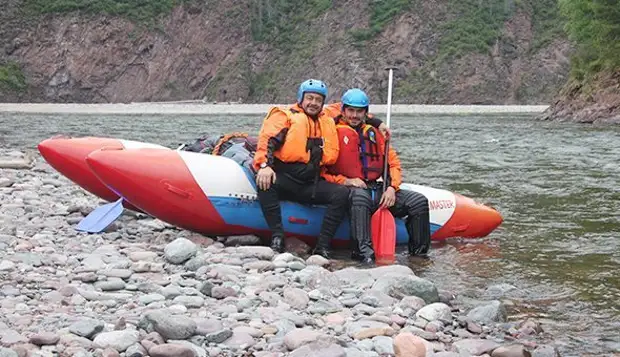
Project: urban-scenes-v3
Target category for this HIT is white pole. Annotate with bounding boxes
[385,67,395,129]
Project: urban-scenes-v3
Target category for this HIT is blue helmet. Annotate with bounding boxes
[297,79,328,103]
[341,88,369,109]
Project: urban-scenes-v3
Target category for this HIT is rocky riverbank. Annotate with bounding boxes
[0,149,561,357]
[540,70,620,125]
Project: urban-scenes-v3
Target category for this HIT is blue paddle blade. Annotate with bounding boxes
[76,198,124,233]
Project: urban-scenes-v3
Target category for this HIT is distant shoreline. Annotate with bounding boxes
[0,102,549,115]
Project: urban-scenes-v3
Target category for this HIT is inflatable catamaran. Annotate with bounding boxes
[38,136,503,247]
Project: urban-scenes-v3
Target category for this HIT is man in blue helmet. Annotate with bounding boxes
[252,79,349,258]
[323,88,431,263]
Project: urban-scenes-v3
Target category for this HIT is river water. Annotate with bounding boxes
[1,111,619,355]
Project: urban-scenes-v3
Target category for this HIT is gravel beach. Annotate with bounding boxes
[0,149,561,357]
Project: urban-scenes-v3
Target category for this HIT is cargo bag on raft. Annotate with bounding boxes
[179,132,258,177]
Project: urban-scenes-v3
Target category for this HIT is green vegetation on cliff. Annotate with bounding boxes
[0,62,26,93]
[528,0,564,52]
[23,0,187,24]
[249,0,332,49]
[437,0,513,60]
[559,0,620,80]
[350,0,411,42]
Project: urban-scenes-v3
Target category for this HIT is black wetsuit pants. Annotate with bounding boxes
[257,174,350,250]
[349,187,431,258]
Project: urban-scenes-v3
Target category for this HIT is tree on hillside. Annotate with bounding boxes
[559,0,620,79]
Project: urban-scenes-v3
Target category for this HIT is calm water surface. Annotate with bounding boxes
[1,112,619,355]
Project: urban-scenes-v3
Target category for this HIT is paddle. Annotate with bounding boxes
[76,197,124,233]
[370,66,398,264]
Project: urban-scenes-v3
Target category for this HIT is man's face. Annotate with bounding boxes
[343,106,366,127]
[301,92,324,116]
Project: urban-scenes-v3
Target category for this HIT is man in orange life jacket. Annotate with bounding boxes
[252,79,350,258]
[323,88,431,263]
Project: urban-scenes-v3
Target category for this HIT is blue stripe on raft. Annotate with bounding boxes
[210,196,441,244]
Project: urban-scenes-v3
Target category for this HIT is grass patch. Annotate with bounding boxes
[22,0,188,25]
[350,0,412,42]
[0,62,27,93]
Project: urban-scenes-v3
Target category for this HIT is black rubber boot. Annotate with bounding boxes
[270,234,285,253]
[311,241,331,259]
[349,189,376,263]
[407,213,431,257]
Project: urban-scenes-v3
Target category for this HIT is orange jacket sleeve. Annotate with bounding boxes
[387,146,402,190]
[323,102,342,120]
[321,167,347,185]
[252,108,290,171]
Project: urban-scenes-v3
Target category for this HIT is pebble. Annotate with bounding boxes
[0,151,562,357]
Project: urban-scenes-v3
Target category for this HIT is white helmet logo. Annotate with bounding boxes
[343,136,349,145]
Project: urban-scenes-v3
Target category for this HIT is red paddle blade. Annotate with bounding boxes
[371,207,397,264]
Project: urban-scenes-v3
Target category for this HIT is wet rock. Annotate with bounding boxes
[467,301,507,324]
[360,290,397,308]
[164,238,197,264]
[491,344,532,357]
[453,338,501,356]
[518,319,543,335]
[532,345,561,357]
[371,274,438,303]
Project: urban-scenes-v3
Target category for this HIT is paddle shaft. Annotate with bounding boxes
[382,67,396,192]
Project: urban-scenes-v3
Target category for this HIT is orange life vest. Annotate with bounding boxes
[269,107,339,166]
[330,123,385,181]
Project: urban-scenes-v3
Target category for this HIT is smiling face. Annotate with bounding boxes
[300,92,325,116]
[343,106,367,127]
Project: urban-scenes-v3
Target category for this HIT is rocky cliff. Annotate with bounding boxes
[0,0,572,105]
[541,70,620,124]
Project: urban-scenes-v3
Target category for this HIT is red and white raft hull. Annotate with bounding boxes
[37,136,167,211]
[82,146,503,246]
